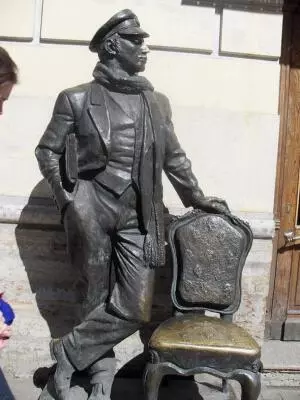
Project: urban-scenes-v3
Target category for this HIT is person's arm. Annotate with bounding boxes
[35,91,75,213]
[161,94,229,214]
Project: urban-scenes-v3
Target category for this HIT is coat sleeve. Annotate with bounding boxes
[35,91,75,211]
[159,93,205,207]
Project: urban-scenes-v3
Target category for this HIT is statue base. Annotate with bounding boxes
[38,373,238,399]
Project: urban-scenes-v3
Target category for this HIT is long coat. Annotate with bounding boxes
[35,80,204,320]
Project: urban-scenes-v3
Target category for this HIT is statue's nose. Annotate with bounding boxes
[142,44,150,54]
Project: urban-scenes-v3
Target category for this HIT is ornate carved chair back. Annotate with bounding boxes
[144,209,262,400]
[169,209,252,315]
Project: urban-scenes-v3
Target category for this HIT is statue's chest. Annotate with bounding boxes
[107,92,142,129]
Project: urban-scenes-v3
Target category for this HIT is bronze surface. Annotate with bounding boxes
[150,315,260,357]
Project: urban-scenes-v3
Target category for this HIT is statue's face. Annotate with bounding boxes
[116,35,149,74]
[0,81,13,116]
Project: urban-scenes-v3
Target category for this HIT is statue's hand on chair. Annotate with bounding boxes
[192,196,230,214]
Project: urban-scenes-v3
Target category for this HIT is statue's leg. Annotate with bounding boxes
[232,370,261,400]
[56,183,155,396]
[49,339,75,400]
[87,355,117,400]
[111,207,155,325]
[51,180,124,398]
[62,296,141,371]
[61,184,148,370]
[222,378,229,395]
[63,180,113,318]
[143,363,165,400]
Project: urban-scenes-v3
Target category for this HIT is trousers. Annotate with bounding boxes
[61,179,155,370]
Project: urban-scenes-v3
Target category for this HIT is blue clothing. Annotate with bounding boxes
[0,298,14,325]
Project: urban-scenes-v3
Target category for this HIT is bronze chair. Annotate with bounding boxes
[144,209,262,400]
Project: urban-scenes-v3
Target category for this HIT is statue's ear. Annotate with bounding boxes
[104,37,119,56]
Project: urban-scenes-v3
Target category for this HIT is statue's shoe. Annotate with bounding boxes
[50,339,75,400]
[88,383,111,400]
[88,357,116,400]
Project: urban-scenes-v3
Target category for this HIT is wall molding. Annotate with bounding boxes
[0,195,274,239]
[182,0,284,13]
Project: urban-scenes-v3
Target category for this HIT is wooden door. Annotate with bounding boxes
[268,7,300,340]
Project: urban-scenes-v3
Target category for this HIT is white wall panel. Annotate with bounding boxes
[41,0,215,51]
[0,0,35,39]
[221,10,283,57]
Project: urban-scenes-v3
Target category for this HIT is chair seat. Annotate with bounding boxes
[149,314,260,371]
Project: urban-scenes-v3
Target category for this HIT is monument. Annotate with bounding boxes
[35,9,229,400]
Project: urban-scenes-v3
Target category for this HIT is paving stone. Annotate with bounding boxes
[261,388,300,400]
[3,371,300,400]
[38,374,239,400]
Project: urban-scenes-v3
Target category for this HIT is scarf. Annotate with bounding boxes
[93,62,164,268]
[92,62,154,94]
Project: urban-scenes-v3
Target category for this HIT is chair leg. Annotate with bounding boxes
[232,370,261,400]
[143,362,165,400]
[222,378,229,395]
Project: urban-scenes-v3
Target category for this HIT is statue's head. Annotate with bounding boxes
[89,9,149,75]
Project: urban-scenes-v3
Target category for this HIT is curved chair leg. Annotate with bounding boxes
[222,378,229,395]
[143,362,166,400]
[232,370,261,400]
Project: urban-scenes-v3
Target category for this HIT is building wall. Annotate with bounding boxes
[0,0,282,378]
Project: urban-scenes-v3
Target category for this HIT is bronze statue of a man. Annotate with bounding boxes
[36,9,228,400]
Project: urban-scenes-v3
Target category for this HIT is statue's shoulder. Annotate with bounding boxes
[153,91,172,118]
[54,82,94,111]
[60,82,92,99]
[153,91,169,104]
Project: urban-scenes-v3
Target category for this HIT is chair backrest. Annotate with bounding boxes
[167,209,253,315]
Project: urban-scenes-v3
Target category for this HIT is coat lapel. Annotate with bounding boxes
[143,91,164,154]
[104,90,134,124]
[88,82,111,155]
[87,86,164,165]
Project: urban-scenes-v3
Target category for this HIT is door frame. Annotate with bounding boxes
[266,3,300,340]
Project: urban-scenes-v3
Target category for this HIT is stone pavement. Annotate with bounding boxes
[260,339,300,399]
[261,387,300,400]
[1,372,299,400]
[1,340,299,399]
